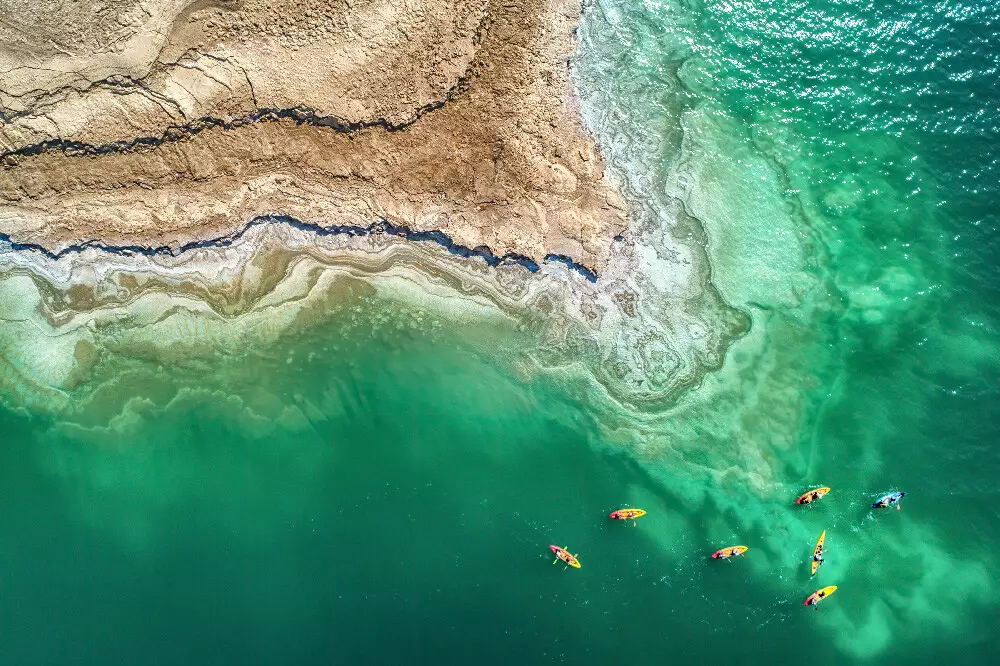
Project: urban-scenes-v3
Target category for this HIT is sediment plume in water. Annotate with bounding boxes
[570,0,1000,659]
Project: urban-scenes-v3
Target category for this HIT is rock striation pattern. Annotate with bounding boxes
[0,0,627,266]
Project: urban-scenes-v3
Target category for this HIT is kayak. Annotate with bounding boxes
[811,530,826,576]
[873,491,906,508]
[796,487,831,505]
[804,585,837,606]
[711,545,749,559]
[550,545,581,568]
[610,508,646,521]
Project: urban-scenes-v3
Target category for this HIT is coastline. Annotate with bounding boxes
[0,200,740,416]
[0,214,599,281]
[0,0,748,414]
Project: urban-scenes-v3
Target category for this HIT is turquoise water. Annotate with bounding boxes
[2,0,999,662]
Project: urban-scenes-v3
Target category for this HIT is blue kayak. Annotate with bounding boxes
[873,491,906,508]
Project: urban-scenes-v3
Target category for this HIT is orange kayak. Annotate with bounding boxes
[711,545,748,559]
[610,508,646,521]
[550,545,581,568]
[811,530,826,576]
[797,487,831,505]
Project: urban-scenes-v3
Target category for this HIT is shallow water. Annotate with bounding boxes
[1,0,998,662]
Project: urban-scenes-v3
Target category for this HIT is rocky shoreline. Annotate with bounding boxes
[0,0,747,415]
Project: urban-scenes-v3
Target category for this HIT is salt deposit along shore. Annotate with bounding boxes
[0,0,746,412]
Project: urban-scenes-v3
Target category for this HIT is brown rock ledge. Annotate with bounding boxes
[0,0,627,268]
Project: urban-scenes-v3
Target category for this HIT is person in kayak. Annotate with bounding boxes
[812,551,824,567]
[807,588,828,608]
[874,491,906,510]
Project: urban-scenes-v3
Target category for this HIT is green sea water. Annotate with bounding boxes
[2,0,999,663]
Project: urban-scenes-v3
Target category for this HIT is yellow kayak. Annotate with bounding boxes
[550,545,581,568]
[610,508,646,521]
[811,530,826,575]
[712,545,748,559]
[804,585,837,606]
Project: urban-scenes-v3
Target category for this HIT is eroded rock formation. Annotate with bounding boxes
[0,0,627,267]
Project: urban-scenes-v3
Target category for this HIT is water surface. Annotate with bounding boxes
[1,0,998,662]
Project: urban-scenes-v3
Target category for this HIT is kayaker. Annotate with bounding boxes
[731,548,743,558]
[812,552,824,566]
[874,491,905,509]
